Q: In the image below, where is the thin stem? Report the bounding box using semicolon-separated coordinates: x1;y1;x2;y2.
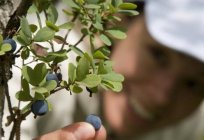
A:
61;13;79;50
43;9;48;21
13;65;22;70
74;34;86;47
48;40;55;52
14;46;23;56
4;84;14;117
50;87;64;95
61;30;71;50
36;12;42;29
9;121;16;140
15;111;22;140
24;58;38;65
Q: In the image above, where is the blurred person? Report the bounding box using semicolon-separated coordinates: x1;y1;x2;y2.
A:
34;0;204;140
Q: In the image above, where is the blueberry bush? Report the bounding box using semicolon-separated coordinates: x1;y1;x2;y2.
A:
0;0;138;139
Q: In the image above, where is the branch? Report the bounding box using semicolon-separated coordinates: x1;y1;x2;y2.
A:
3;0;33;38
0;0;33;139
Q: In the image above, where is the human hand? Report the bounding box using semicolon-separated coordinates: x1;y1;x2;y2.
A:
33;122;106;140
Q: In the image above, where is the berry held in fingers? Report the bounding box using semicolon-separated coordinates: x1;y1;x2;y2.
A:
86;114;102;131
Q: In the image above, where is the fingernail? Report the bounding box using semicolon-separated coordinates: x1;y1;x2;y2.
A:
86;114;102;131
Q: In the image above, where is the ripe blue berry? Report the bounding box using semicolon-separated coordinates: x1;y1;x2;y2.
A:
86;114;102;131
46;73;59;83
31;100;48;116
56;73;62;81
3;38;17;52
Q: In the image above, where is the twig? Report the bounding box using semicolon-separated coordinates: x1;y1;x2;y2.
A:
61;13;79;50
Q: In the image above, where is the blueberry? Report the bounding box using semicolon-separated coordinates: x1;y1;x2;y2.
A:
31;100;48;116
56;73;62;81
46;73;59;83
86;114;102;131
3;38;17;52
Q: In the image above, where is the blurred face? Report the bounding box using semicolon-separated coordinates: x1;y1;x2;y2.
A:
103;16;204;137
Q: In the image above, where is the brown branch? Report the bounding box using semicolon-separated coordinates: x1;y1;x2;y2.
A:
0;0;33;139
3;0;33;38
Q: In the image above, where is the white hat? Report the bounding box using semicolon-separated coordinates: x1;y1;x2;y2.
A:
145;0;204;63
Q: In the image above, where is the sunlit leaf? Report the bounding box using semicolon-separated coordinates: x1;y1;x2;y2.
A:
20;17;32;39
34;27;55;42
80;74;101;88
76;55;90;81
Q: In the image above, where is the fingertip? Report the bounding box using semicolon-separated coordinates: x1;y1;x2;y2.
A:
61;122;96;140
94;125;107;140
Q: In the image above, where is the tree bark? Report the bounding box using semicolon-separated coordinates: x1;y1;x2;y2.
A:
0;1;15;138
0;0;32;139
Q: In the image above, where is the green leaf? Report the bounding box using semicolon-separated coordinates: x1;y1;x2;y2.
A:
53;56;68;64
80;74;101;88
99;34;112;46
84;53;93;65
62;0;80;9
70;84;83;94
48;50;67;57
62;9;73;16
45;50;68;64
101;80;123;92
27;4;38;13
34;27;55;42
118;10;139;16
84;4;100;9
0;51;5;56
21;102;33;114
93;50;109;60
68;63;76;83
47;100;52;111
53;35;67;44
32;87;48;94
60;80;68;87
22;63;48;86
1;43;11;52
86;0;100;4
34;92;45;100
21;47;30;60
16;30;31;46
22;79;30;93
107;15;122;22
46;21;59;32
118;3;137;10
58;22;74;29
0;34;3;44
111;0;123;7
86;86;98;93
97;61;107;74
30;24;38;33
15;90;33;101
81;28;91;35
93;21;103;30
100;72;124;82
106;28;127;39
76;55;90;81
47;4;58;24
20;17;32;39
103;60;113;73
43;80;57;91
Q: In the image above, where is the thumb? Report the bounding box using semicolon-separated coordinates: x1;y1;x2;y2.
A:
33;122;106;140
